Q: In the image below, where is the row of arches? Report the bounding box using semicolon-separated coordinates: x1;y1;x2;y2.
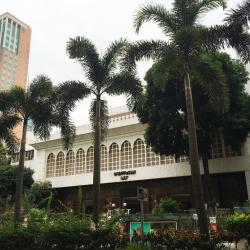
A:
46;139;184;178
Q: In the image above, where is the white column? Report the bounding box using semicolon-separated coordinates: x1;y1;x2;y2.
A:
2;18;7;47
0;18;4;47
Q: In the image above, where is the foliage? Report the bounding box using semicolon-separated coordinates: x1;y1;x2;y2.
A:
0;75;77;223
0;113;20;153
27;208;91;232
1;209;248;250
27;181;53;209
0;165;34;200
152;197;181;214
0;142;11;165
224;213;250;243
119;229;235;250
137;52;250;158
100;213;127;233
0;209;128;250
118;243;151;250
136;229;233;250
63;37;142;138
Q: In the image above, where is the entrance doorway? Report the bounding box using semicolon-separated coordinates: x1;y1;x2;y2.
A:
123;197;140;213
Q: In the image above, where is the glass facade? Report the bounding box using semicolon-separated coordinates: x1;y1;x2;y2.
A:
0;17;20;54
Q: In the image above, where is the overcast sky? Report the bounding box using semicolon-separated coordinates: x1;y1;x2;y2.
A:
1;0;249;126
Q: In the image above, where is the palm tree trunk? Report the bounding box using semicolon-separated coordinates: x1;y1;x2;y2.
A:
219;128;226;158
184;67;209;237
202;154;217;216
14;118;27;226
201;154;213;205
93;97;101;225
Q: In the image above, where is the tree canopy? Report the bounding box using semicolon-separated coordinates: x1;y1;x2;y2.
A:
0;165;34;200
137;51;250;160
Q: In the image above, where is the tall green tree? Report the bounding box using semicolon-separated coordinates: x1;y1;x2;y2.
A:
58;37;142;224
0;75;75;225
124;0;250;235
0;165;34;200
137;52;250;207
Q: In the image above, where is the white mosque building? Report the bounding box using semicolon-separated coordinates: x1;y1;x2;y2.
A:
12;106;250;213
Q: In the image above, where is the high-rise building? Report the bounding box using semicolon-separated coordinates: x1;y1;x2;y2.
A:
0;12;31;140
0;12;31;90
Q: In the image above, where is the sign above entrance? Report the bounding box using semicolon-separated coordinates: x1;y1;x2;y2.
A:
113;170;136;181
114;170;136;176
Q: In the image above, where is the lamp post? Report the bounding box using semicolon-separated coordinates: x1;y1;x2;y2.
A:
123;202;128;214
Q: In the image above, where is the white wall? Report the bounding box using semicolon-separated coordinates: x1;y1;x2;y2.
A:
27;116;250;199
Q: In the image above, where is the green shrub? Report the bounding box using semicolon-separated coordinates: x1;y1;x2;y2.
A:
27;181;53;209
152;197;180;214
118;243;151;250
0;209;128;250
0;228;37;250
27;208;91;232
224;213;250;242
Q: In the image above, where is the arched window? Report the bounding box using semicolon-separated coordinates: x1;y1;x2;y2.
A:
46;153;55;177
109;143;119;170
65;150;75;175
146;145;160;166
55;152;64;176
101;145;108;171
176;155;189;163
133;139;145;168
160;155;175;165
121;141;132;169
76;148;85;174
86;146;94;173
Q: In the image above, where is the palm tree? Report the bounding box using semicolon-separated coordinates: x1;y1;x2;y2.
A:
123;0;250;235
59;37;142;224
0;75;76;225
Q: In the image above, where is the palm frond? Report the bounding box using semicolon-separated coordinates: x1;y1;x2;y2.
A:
102;38;128;75
27;75;53;101
105;72;143;111
199;25;250;63
27;75;55;140
55;81;91;112
59;115;76;150
191;0;227;24
31;106;53;140
0;87;26;116
0;113;21;152
225;0;250;26
191;55;229;113
194;0;226;13
52;110;76;150
66;36;102;84
51;81;91;149
89;99;109;141
122;40;174;72
134;3;176;34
